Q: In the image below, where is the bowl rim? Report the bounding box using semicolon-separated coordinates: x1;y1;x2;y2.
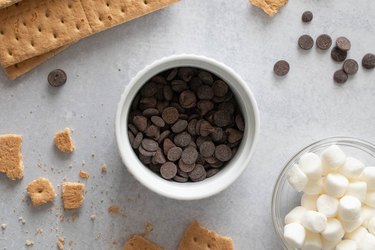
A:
115;54;260;200
271;136;375;249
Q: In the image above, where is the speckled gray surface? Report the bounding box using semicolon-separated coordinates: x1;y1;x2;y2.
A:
1;0;375;249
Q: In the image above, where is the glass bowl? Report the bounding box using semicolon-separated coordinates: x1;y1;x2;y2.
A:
272;137;375;249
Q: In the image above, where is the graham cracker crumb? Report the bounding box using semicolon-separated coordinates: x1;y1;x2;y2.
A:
54;128;75;153
61;182;85;210
145;223;153;233
25;240;34;246
90;214;96;221
123;235;162;250
249;0;288;16
1;224;7;230
18;217;26;224
35;228;43;235
57;237;64;250
108;206;120;214
79;170;89;179
0;134;24;180
101;163;107;174
27;177;56;206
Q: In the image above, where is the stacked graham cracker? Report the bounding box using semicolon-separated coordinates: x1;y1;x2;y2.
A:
0;0;179;80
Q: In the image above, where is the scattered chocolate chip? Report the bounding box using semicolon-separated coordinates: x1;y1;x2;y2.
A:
302;11;313;23
362;53;375;69
181;147;199;165
298;35;314;50
151;116;165;128
336;37;351;51
179;90;197;109
48;69;67;87
273;60;290;76
162;107;179;125
199;141;215;158
160;162;177;179
333;69;348;84
167;146;183;161
331;47;347;62
316;34;332;50
343;59;359;75
214;144;233;162
174;132;192;147
171;119;188;133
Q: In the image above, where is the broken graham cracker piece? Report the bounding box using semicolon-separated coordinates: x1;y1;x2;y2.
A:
123;235;163;250
0;0;92;68
79;170;89;179
0;134;24;180
27;177;56;206
178;221;234;250
0;0;22;9
249;0;288;16
54;128;75;153
61;182;85;209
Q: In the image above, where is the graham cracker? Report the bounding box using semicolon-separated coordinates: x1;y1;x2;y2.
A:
61;182;85;209
123;235;163;250
54;128;75;153
0;0;22;9
0;134;24;180
0;0;92;67
4;45;69;80
27;177;56;206
249;0;288;16
178;221;234;250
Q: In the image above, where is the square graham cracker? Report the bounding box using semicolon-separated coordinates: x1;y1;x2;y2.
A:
0;0;22;9
0;134;24;180
123;235;163;250
61;182;85;209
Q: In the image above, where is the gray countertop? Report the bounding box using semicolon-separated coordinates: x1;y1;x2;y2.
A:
1;0;375;249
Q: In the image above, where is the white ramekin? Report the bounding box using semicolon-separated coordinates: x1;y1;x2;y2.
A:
115;54;260;200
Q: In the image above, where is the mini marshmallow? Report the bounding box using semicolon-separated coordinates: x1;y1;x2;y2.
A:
324;173;349;198
302;231;322;250
338;157;365;180
356;233;375;250
321;145;346;172
362;206;375;228
365;192;375;208
336;240;357;250
301;210;328;233
317;194;339;218
287;164;308;192
321;218;345;242
321;237;341;250
360;167;375;191
341;217;363;233
299;152;322;180
368;217;375;235
304;178;324;195
301;194;319;211
285;206;307;224
339;196;362;221
345;182;367;202
344;226;368;243
283;223;306;248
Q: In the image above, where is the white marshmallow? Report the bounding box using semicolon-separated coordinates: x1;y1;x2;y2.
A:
317;194;339;218
360;167;375;191
304;178;324;195
368;217;375;235
345;226;368;243
361;206;375;228
321;237;341;250
338;157;365;180
345;182;367;202
357;233;375;250
336;240;357;250
339;196;362;221
301;194;319;211
287;164;308;192
321;218;345;242
341;217;363;233
301;210;328;233
299;153;323;180
285;206;307;224
321;145;346;172
365;192;375;208
324;173;349;198
302;231;322;250
283;223;306;248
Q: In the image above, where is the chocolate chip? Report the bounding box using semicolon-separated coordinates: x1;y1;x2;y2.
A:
128;123;138;135
179;90;197;109
181;147;198;165
207;169;220;178
160;162;177;179
151;116;165;128
212;80;229;97
273;60;290;76
132;132;143;149
139;154;152;165
151;75;167;85
316;34;332;50
177;168;189;178
213;110;232;127
178;158;196;173
152;148;166;164
139;97;157;110
210;127;224;142
214;144;232;162
158;130;171;144
187;119;198;136
171;80;188;92
145;125;160;140
140;82;158;97
333;69;348;84
331;47;347;62
156;101;169;113
198;71;214;85
163;138;176;155
169;102;185;113
197;85;214;100
336;37;351;51
174;132;192;147
141;138;158;152
226;128;243;144
171;120;188;133
48;69;67;87
178;67;194;82
173;175;188;183
139;145;156;157
128;131;135;145
166;68;178;81
199;120;215;137
204;156;218;164
162;107;179;124
302;11;313;23
362;53;375;69
132;115;147;132
189;77;202;92
343;59;359;75
199;141;215;158
218;102;235;114
298;35;314;50
191;171;207;182
196;136;210;148
197;100;214;116
235;114;245;131
210;161;224;169
167;146;183;161
188;164;206;180
163;85;174;101
142;108;159;117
